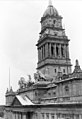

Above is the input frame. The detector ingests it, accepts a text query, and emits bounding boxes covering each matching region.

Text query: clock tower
[36,1,72,79]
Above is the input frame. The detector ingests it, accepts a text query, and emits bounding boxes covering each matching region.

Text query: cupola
[43,3,58,18]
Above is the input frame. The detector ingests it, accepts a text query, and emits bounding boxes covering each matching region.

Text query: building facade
[4,1,82,119]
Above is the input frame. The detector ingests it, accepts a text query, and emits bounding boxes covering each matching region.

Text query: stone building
[4,1,82,119]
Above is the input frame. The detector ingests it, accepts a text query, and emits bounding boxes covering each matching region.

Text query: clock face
[58,31,62,36]
[49,29,58,36]
[49,30,54,35]
[55,19,62,27]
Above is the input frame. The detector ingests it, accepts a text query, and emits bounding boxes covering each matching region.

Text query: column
[40,48,41,61]
[79,115,82,119]
[41,47,42,60]
[48,43,49,57]
[19,113,21,119]
[45,43,48,58]
[64,45,66,58]
[32,113,35,119]
[44,113,46,119]
[42,46,44,59]
[33,113,35,119]
[49,43,51,57]
[44,45,45,58]
[43,46,44,59]
[12,112,15,119]
[43,45,45,59]
[54,44,56,57]
[66,44,69,58]
[10,111,12,119]
[74,115,76,119]
[38,112,41,119]
[54,113,57,119]
[38,49,40,62]
[49,113,51,119]
[16,112,18,119]
[23,114,26,119]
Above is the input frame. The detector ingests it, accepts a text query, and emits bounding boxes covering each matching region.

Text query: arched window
[65,85,69,94]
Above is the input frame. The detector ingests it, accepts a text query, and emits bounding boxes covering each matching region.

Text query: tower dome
[43,1,58,18]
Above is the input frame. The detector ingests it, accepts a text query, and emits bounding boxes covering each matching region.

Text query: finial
[73,59,82,73]
[27,75,31,81]
[76,59,79,66]
[10,86,13,92]
[49,0,52,6]
[6,88,9,94]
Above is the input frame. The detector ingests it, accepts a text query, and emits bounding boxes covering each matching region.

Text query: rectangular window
[63,69,65,73]
[54,69,56,73]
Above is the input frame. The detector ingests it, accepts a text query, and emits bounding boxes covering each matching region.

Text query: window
[54,69,56,73]
[35,91,38,96]
[48,93,51,96]
[49,20,51,22]
[53,20,56,24]
[65,85,69,94]
[63,69,65,73]
[53,92,56,96]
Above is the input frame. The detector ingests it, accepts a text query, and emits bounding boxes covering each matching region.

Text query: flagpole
[9,67,10,91]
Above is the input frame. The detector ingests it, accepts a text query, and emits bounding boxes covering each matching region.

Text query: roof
[12,95,34,106]
[43,4,58,18]
[16,95,34,105]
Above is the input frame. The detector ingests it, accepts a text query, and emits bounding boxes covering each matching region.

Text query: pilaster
[64,45,66,58]
[45,43,48,58]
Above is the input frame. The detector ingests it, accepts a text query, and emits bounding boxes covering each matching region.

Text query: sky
[0,0,82,105]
